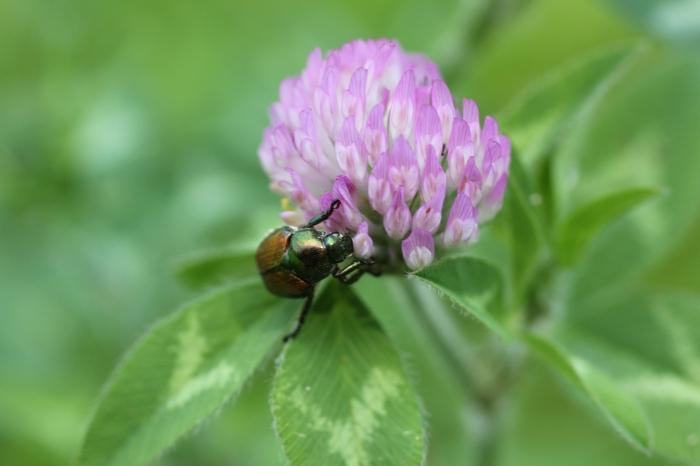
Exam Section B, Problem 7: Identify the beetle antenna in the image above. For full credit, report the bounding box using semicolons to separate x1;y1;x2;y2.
302;199;341;228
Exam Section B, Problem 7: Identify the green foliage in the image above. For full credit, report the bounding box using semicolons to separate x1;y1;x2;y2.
414;256;509;339
271;284;425;466
604;0;700;47
498;362;668;466
555;187;659;265
4;0;700;465
557;294;700;465
174;246;257;290
504;152;545;299
558;56;700;306
78;281;293;466
498;43;642;167
354;276;477;465
523;333;651;452
628;373;700;465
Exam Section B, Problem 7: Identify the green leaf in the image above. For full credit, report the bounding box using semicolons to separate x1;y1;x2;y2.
355;276;477;465
554;294;700;466
644;212;700;295
626;374;700;465
173;246;257;289
524;333;652;453
644;295;700;464
271;283;425;466
655;294;700;384
413;256;510;339
558;57;700;306
78;280;293;466
626;294;700;465
499;43;642;167
506;152;545;297
555;187;659;265
604;0;700;48
498;363;666;466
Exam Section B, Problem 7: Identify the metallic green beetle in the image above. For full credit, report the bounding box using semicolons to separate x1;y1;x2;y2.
256;200;375;341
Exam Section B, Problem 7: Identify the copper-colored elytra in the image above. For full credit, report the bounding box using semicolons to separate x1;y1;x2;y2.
260;269;312;299
255;226;293;274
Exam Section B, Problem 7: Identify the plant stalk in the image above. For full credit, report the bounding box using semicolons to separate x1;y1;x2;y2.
400;278;513;466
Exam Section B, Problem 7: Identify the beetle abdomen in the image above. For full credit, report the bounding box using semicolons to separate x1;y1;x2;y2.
256;226;294;274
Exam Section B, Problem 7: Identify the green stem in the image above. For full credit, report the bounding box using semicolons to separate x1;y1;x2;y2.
400;278;521;466
474;398;502;466
400;278;476;394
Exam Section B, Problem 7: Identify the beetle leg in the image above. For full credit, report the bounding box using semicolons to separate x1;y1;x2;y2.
283;288;315;342
332;257;383;285
332;259;376;284
333;260;362;279
335;269;365;285
302;200;341;228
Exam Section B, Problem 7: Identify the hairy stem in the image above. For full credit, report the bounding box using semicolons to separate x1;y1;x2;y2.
400;278;476;394
401;277;525;466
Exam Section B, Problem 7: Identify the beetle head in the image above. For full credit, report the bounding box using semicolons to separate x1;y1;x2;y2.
323;232;354;263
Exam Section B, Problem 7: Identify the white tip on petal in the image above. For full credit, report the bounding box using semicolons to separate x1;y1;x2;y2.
402;228;435;270
353;221;374;259
384;189;411;240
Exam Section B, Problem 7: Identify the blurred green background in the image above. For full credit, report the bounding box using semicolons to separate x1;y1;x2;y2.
1;0;699;465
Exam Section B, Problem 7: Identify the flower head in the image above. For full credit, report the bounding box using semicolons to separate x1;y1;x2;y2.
259;39;510;270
